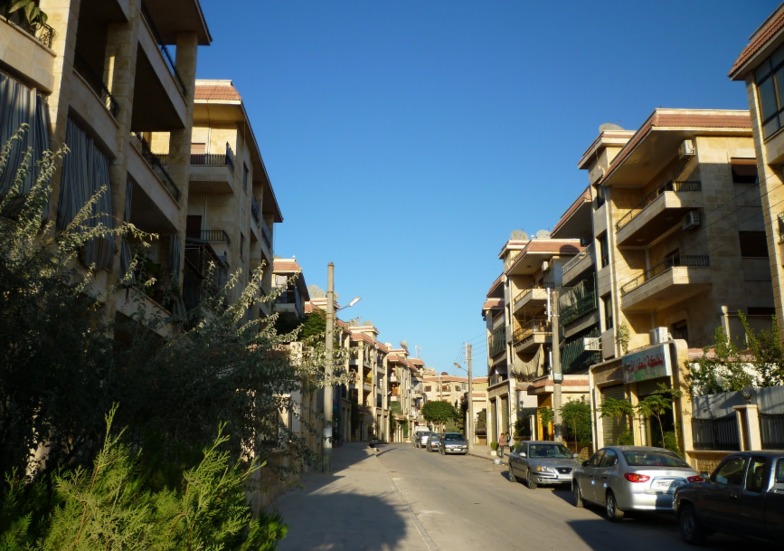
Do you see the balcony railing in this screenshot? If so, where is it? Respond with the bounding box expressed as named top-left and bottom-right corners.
top-left (559, 288), bottom-right (597, 326)
top-left (621, 254), bottom-right (710, 295)
top-left (260, 219), bottom-right (273, 249)
top-left (140, 4), bottom-right (187, 97)
top-left (73, 52), bottom-right (119, 118)
top-left (199, 229), bottom-right (231, 246)
top-left (489, 326), bottom-right (506, 356)
top-left (616, 180), bottom-right (701, 231)
top-left (562, 243), bottom-right (593, 276)
top-left (512, 316), bottom-right (549, 344)
top-left (3, 10), bottom-right (55, 48)
top-left (251, 196), bottom-right (260, 225)
top-left (513, 283), bottom-right (551, 306)
top-left (130, 133), bottom-right (181, 202)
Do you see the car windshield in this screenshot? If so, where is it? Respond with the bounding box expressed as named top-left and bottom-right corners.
top-left (528, 444), bottom-right (572, 458)
top-left (444, 434), bottom-right (463, 441)
top-left (622, 450), bottom-right (690, 468)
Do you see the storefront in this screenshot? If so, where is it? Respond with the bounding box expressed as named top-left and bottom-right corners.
top-left (589, 340), bottom-right (691, 450)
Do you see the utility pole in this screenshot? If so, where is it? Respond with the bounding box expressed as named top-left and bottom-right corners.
top-left (324, 262), bottom-right (335, 472)
top-left (551, 288), bottom-right (563, 442)
top-left (466, 342), bottom-right (474, 452)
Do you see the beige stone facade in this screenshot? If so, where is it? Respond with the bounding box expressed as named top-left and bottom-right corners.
top-left (576, 109), bottom-right (773, 454)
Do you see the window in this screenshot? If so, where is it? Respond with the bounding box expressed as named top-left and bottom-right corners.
top-left (713, 456), bottom-right (746, 486)
top-left (731, 159), bottom-right (758, 184)
top-left (240, 233), bottom-right (245, 260)
top-left (600, 449), bottom-right (619, 468)
top-left (598, 234), bottom-right (609, 267)
top-left (243, 163), bottom-right (249, 194)
top-left (190, 142), bottom-right (206, 155)
top-left (739, 231), bottom-right (768, 258)
top-left (755, 44), bottom-right (784, 139)
top-left (602, 294), bottom-right (613, 329)
top-left (671, 320), bottom-right (688, 341)
top-left (424, 385), bottom-right (431, 392)
top-left (746, 457), bottom-right (768, 493)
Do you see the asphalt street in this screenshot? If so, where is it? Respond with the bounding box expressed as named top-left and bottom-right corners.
top-left (270, 443), bottom-right (773, 551)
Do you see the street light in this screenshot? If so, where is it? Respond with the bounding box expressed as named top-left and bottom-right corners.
top-left (324, 262), bottom-right (360, 473)
top-left (454, 353), bottom-right (473, 452)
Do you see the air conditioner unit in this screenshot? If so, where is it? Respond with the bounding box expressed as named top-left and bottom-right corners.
top-left (682, 210), bottom-right (700, 230)
top-left (583, 337), bottom-right (601, 351)
top-left (650, 327), bottom-right (669, 344)
top-left (679, 139), bottom-right (696, 159)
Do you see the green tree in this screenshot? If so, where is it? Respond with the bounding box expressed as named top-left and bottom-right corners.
top-left (421, 400), bottom-right (458, 432)
top-left (599, 397), bottom-right (634, 445)
top-left (560, 398), bottom-right (592, 449)
top-left (635, 384), bottom-right (682, 451)
top-left (688, 313), bottom-right (784, 395)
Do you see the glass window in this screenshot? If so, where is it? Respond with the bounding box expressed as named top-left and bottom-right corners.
top-left (746, 457), bottom-right (768, 493)
top-left (755, 44), bottom-right (784, 139)
top-left (739, 231), bottom-right (768, 258)
top-left (623, 450), bottom-right (690, 468)
top-left (713, 456), bottom-right (746, 486)
top-left (600, 449), bottom-right (619, 468)
top-left (588, 450), bottom-right (606, 467)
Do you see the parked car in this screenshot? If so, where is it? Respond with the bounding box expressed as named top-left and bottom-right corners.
top-left (440, 432), bottom-right (468, 455)
top-left (572, 446), bottom-right (700, 521)
top-left (416, 431), bottom-right (434, 449)
top-left (508, 441), bottom-right (579, 489)
top-left (674, 450), bottom-right (784, 545)
top-left (426, 433), bottom-right (443, 452)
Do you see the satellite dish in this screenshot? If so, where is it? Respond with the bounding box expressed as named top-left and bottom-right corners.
top-left (599, 122), bottom-right (624, 132)
top-left (536, 230), bottom-right (551, 239)
top-left (510, 230), bottom-right (528, 241)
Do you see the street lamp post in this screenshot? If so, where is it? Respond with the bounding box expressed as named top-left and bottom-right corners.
top-left (455, 342), bottom-right (474, 452)
top-left (323, 262), bottom-right (360, 473)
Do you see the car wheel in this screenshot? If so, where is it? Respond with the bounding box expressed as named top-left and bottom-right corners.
top-left (526, 470), bottom-right (538, 489)
top-left (508, 467), bottom-right (516, 483)
top-left (572, 482), bottom-right (584, 508)
top-left (604, 490), bottom-right (624, 521)
top-left (679, 504), bottom-right (706, 545)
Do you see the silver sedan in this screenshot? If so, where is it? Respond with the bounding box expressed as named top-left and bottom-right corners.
top-left (508, 441), bottom-right (579, 488)
top-left (572, 446), bottom-right (700, 521)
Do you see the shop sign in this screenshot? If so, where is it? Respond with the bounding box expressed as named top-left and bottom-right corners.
top-left (622, 344), bottom-right (671, 384)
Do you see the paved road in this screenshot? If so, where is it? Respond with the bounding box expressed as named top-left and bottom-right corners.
top-left (271, 443), bottom-right (772, 551)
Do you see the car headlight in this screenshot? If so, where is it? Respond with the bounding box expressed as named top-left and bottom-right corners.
top-left (534, 466), bottom-right (557, 474)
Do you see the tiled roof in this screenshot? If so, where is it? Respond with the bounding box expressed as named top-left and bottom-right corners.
top-left (602, 109), bottom-right (751, 183)
top-left (729, 5), bottom-right (784, 79)
top-left (272, 258), bottom-right (301, 273)
top-left (194, 80), bottom-right (241, 102)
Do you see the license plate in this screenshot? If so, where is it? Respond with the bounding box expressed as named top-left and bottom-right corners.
top-left (652, 479), bottom-right (675, 491)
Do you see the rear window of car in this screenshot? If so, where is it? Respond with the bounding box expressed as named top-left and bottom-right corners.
top-left (622, 450), bottom-right (689, 468)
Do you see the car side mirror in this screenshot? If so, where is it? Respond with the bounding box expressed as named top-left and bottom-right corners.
top-left (700, 471), bottom-right (710, 481)
top-left (572, 453), bottom-right (579, 459)
top-left (519, 452), bottom-right (526, 458)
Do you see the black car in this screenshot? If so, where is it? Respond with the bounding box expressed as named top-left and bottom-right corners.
top-left (673, 450), bottom-right (784, 544)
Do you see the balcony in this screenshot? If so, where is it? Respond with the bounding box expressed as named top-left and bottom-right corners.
top-left (187, 143), bottom-right (235, 194)
top-left (130, 133), bottom-right (180, 202)
top-left (559, 288), bottom-right (598, 326)
top-left (489, 326), bottom-right (506, 358)
top-left (513, 286), bottom-right (549, 315)
top-left (620, 255), bottom-right (711, 312)
top-left (260, 219), bottom-right (273, 257)
top-left (562, 243), bottom-right (594, 286)
top-left (512, 317), bottom-right (550, 353)
top-left (615, 181), bottom-right (702, 246)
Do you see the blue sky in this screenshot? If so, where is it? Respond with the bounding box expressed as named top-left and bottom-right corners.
top-left (196, 1), bottom-right (778, 377)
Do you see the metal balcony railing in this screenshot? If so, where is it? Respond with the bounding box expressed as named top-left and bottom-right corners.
top-left (251, 196), bottom-right (260, 225)
top-left (562, 243), bottom-right (593, 276)
top-left (130, 133), bottom-right (180, 201)
top-left (199, 229), bottom-right (231, 246)
top-left (559, 288), bottom-right (597, 326)
top-left (621, 254), bottom-right (709, 295)
top-left (512, 316), bottom-right (549, 344)
top-left (260, 219), bottom-right (273, 249)
top-left (616, 180), bottom-right (701, 231)
top-left (140, 4), bottom-right (187, 97)
top-left (73, 52), bottom-right (119, 117)
top-left (489, 326), bottom-right (506, 356)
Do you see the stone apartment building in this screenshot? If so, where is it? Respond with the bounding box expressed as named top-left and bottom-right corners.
top-left (1, 0), bottom-right (211, 334)
top-left (577, 108), bottom-right (772, 456)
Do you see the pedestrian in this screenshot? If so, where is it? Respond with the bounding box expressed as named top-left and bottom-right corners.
top-left (498, 432), bottom-right (507, 458)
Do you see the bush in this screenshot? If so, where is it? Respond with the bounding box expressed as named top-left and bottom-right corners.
top-left (490, 441), bottom-right (499, 451)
